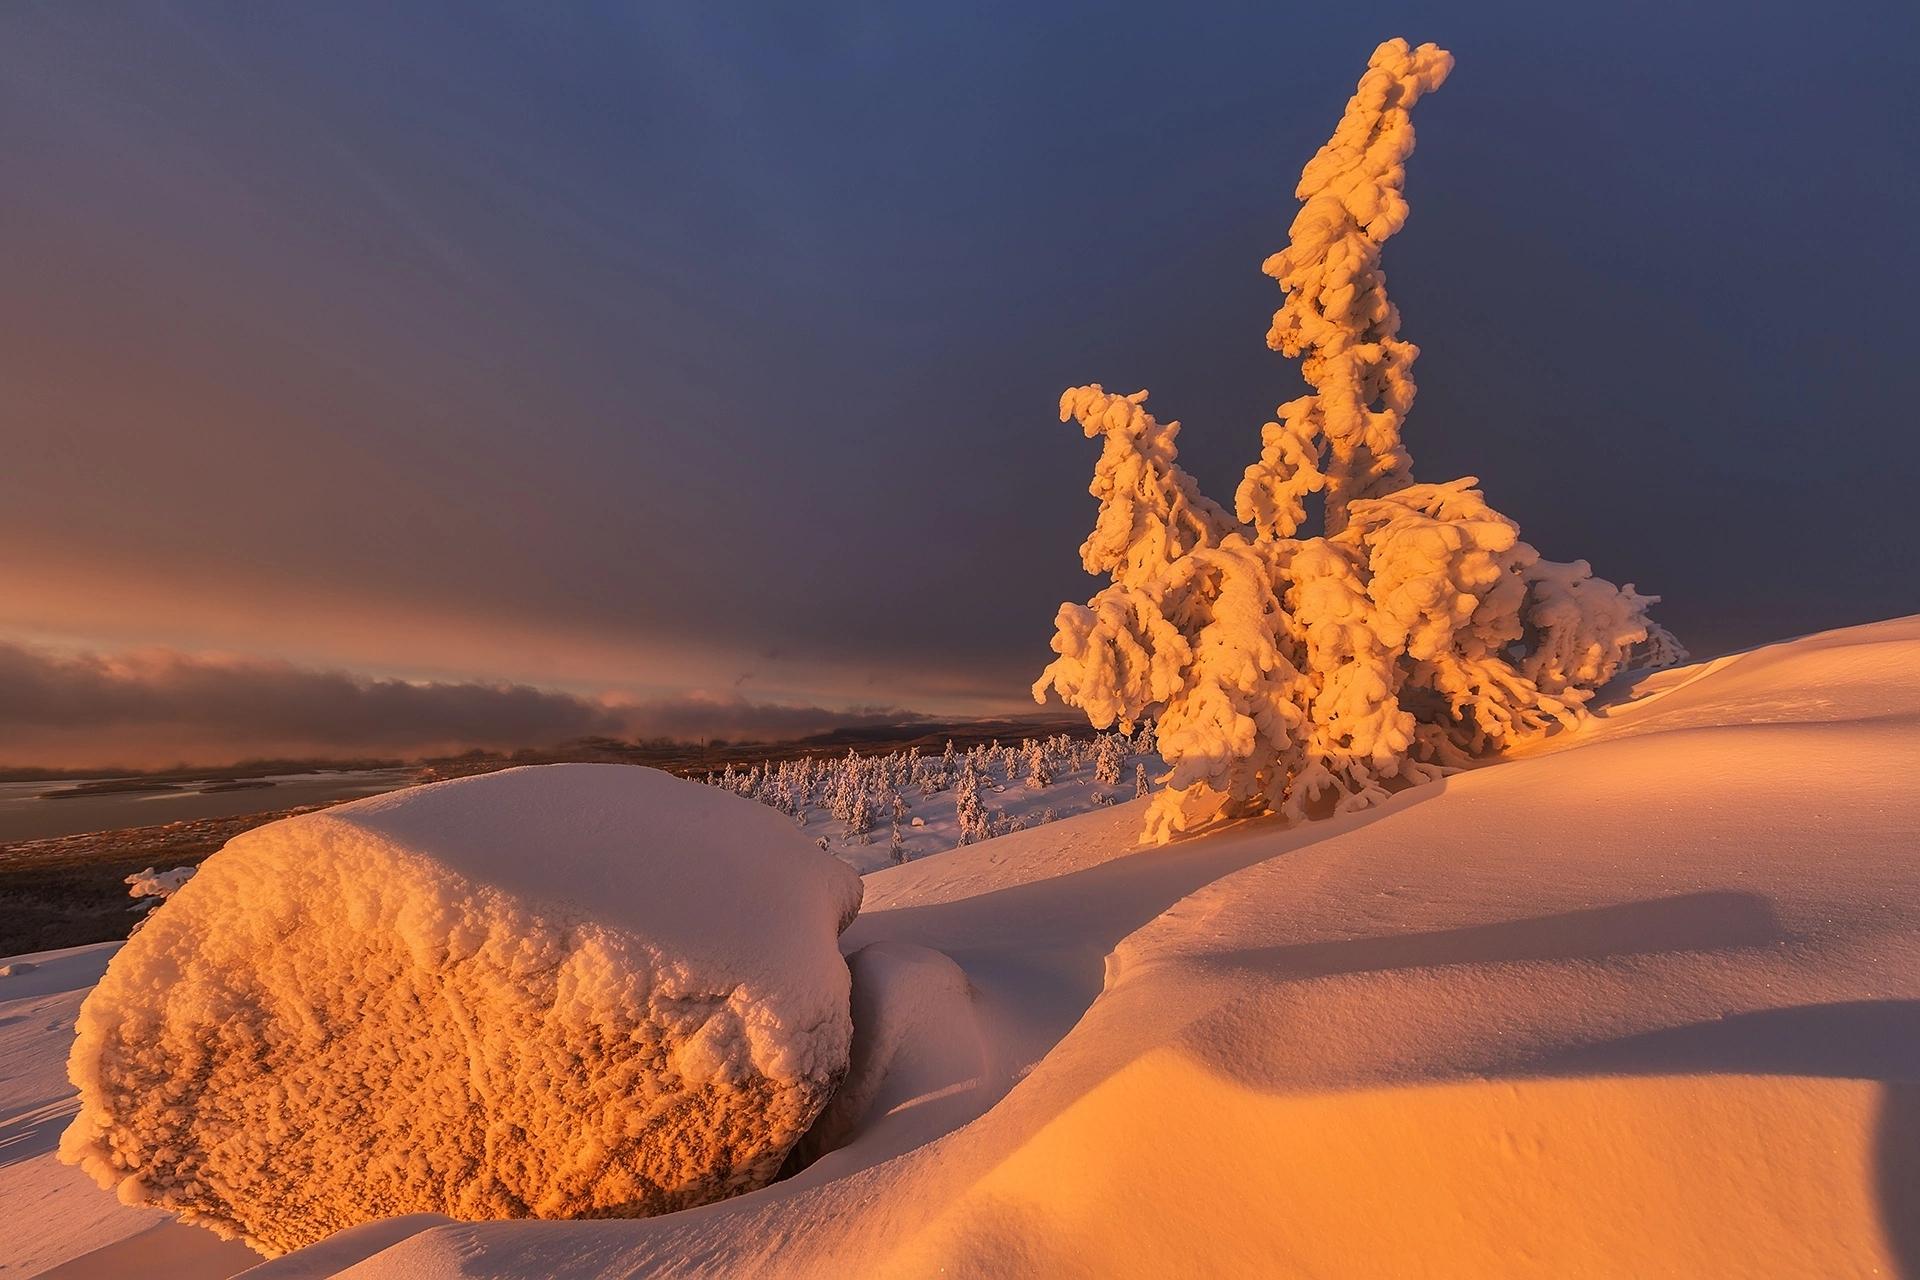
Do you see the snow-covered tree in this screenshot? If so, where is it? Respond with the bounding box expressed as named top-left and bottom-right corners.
top-left (954, 760), bottom-right (990, 846)
top-left (1093, 733), bottom-right (1124, 787)
top-left (126, 865), bottom-right (196, 936)
top-left (1023, 739), bottom-right (1054, 789)
top-left (1035, 38), bottom-right (1682, 845)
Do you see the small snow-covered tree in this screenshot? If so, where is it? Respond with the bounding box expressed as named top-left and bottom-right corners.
top-left (847, 788), bottom-right (873, 842)
top-left (1023, 739), bottom-right (1054, 789)
top-left (998, 743), bottom-right (1020, 785)
top-left (954, 760), bottom-right (991, 846)
top-left (1035, 38), bottom-right (1682, 844)
top-left (126, 865), bottom-right (196, 936)
top-left (1093, 733), bottom-right (1124, 787)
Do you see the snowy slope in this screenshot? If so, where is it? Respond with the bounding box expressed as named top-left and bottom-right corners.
top-left (7, 616), bottom-right (1919, 1277)
top-left (0, 944), bottom-right (257, 1278)
top-left (247, 615), bottom-right (1920, 1277)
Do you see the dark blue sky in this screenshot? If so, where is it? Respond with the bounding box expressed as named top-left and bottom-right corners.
top-left (3, 1), bottom-right (1917, 742)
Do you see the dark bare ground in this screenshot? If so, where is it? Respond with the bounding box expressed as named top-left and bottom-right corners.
top-left (0, 805), bottom-right (347, 956)
top-left (0, 717), bottom-right (1093, 955)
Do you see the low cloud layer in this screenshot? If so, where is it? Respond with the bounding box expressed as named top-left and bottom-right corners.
top-left (0, 642), bottom-right (927, 770)
top-left (605, 691), bottom-right (929, 744)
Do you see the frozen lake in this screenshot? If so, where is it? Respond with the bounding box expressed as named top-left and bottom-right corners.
top-left (0, 769), bottom-right (417, 844)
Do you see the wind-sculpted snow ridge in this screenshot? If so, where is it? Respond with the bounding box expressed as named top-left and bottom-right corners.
top-left (1035, 38), bottom-right (1683, 843)
top-left (57, 764), bottom-right (863, 1257)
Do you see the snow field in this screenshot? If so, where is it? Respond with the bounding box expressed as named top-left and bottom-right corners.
top-left (703, 729), bottom-right (1160, 874)
top-left (291, 618), bottom-right (1920, 1277)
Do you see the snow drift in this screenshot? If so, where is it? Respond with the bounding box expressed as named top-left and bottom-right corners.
top-left (263, 615), bottom-right (1920, 1278)
top-left (57, 764), bottom-right (864, 1256)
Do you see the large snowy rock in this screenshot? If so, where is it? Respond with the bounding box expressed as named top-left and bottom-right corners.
top-left (58, 764), bottom-right (864, 1256)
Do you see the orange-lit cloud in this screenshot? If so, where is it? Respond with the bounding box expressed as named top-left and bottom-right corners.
top-left (0, 554), bottom-right (1032, 720)
top-left (0, 640), bottom-right (933, 770)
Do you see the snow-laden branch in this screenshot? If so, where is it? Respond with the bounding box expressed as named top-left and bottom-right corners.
top-left (1037, 38), bottom-right (1684, 844)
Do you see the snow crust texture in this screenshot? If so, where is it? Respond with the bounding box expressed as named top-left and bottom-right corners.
top-left (57, 764), bottom-right (863, 1256)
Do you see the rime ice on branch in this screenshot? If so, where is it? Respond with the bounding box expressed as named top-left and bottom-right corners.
top-left (1035, 38), bottom-right (1683, 844)
top-left (1239, 38), bottom-right (1451, 539)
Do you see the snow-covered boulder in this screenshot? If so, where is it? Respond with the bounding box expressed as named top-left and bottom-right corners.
top-left (58, 764), bottom-right (864, 1256)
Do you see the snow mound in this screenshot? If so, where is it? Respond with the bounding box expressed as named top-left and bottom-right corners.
top-left (786, 941), bottom-right (983, 1172)
top-left (57, 764), bottom-right (864, 1256)
top-left (291, 617), bottom-right (1920, 1278)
